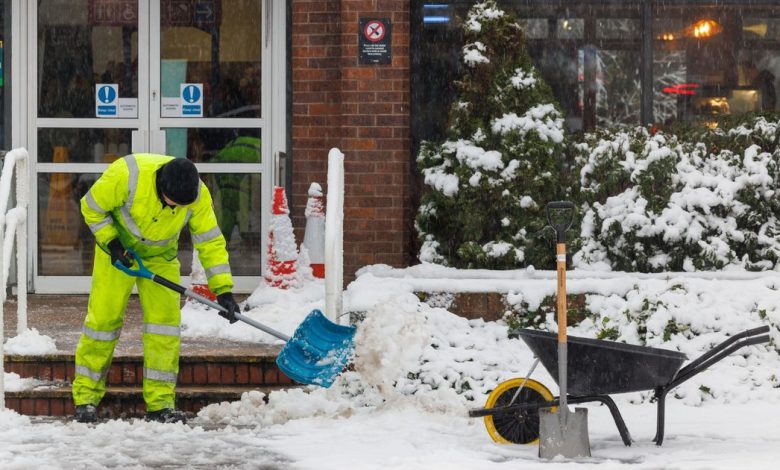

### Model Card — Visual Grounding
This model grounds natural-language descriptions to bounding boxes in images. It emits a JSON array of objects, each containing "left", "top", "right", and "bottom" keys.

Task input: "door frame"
[{"left": 14, "top": 0, "right": 285, "bottom": 293}]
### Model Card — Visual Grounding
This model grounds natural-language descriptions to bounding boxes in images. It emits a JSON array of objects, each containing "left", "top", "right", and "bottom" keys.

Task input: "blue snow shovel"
[{"left": 112, "top": 251, "right": 356, "bottom": 387}]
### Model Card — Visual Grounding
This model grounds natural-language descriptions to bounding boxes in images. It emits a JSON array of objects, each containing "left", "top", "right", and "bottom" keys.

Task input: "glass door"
[
  {"left": 150, "top": 0, "right": 269, "bottom": 292},
  {"left": 29, "top": 0, "right": 279, "bottom": 293},
  {"left": 31, "top": 0, "right": 148, "bottom": 293}
]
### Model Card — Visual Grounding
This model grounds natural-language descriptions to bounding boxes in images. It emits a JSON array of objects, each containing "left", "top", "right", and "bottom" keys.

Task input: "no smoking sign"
[
  {"left": 359, "top": 18, "right": 391, "bottom": 65},
  {"left": 364, "top": 20, "right": 386, "bottom": 42}
]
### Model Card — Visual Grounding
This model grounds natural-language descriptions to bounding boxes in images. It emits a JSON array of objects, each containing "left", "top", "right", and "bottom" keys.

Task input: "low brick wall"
[{"left": 418, "top": 291, "right": 589, "bottom": 325}]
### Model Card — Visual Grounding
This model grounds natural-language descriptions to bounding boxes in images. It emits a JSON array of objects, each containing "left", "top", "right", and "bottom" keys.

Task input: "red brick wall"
[{"left": 291, "top": 0, "right": 411, "bottom": 281}]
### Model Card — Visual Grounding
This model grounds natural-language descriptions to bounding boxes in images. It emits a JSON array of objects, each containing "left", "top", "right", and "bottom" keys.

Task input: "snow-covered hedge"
[
  {"left": 416, "top": 1, "right": 567, "bottom": 270},
  {"left": 574, "top": 116, "right": 780, "bottom": 272}
]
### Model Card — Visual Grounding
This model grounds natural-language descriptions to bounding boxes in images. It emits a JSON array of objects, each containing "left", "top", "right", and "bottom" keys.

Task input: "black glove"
[
  {"left": 216, "top": 292, "right": 240, "bottom": 324},
  {"left": 108, "top": 238, "right": 133, "bottom": 267}
]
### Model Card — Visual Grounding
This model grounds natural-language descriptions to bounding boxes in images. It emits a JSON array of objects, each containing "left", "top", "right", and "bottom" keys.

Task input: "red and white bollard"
[
  {"left": 264, "top": 186, "right": 300, "bottom": 289},
  {"left": 302, "top": 182, "right": 326, "bottom": 278},
  {"left": 189, "top": 249, "right": 216, "bottom": 301}
]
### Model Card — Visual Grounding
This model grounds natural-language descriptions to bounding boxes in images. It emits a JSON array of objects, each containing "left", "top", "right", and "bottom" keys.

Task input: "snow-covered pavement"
[
  {"left": 259, "top": 401, "right": 780, "bottom": 470},
  {"left": 1, "top": 400, "right": 778, "bottom": 469}
]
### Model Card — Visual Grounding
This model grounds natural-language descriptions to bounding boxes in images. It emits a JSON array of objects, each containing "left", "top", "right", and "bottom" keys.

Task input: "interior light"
[
  {"left": 690, "top": 19, "right": 722, "bottom": 38},
  {"left": 662, "top": 83, "right": 700, "bottom": 95},
  {"left": 423, "top": 4, "right": 451, "bottom": 24},
  {"left": 743, "top": 23, "right": 768, "bottom": 37}
]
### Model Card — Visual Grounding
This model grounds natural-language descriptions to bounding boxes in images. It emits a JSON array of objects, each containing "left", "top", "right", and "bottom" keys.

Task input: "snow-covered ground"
[{"left": 2, "top": 265, "right": 779, "bottom": 469}]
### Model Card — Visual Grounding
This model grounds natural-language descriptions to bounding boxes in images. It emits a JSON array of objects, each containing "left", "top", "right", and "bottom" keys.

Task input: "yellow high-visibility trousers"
[{"left": 72, "top": 247, "right": 181, "bottom": 412}]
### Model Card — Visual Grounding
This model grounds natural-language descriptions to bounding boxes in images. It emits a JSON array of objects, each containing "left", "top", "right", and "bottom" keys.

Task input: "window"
[
  {"left": 654, "top": 5, "right": 780, "bottom": 125},
  {"left": 412, "top": 1, "right": 780, "bottom": 148}
]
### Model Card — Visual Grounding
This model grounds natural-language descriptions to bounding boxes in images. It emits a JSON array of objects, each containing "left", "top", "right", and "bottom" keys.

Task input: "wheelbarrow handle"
[
  {"left": 744, "top": 325, "right": 770, "bottom": 337},
  {"left": 545, "top": 201, "right": 575, "bottom": 243},
  {"left": 112, "top": 250, "right": 290, "bottom": 342}
]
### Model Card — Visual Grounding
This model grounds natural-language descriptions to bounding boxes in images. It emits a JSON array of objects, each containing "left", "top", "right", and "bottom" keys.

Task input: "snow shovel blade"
[
  {"left": 276, "top": 309, "right": 356, "bottom": 388},
  {"left": 539, "top": 407, "right": 591, "bottom": 459}
]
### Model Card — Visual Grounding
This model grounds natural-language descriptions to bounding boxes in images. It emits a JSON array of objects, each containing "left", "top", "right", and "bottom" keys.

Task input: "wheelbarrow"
[{"left": 469, "top": 325, "right": 771, "bottom": 446}]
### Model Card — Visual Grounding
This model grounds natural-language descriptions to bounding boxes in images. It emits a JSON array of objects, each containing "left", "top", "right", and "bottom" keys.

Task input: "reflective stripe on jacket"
[{"left": 81, "top": 153, "right": 233, "bottom": 295}]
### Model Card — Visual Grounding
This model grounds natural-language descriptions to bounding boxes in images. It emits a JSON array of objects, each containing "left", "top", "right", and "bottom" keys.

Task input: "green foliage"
[
  {"left": 503, "top": 299, "right": 545, "bottom": 331},
  {"left": 663, "top": 319, "right": 688, "bottom": 342},
  {"left": 416, "top": 1, "right": 569, "bottom": 269}
]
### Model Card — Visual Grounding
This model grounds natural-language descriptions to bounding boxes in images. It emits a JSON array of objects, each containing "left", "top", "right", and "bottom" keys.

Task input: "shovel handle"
[
  {"left": 547, "top": 202, "right": 574, "bottom": 343},
  {"left": 111, "top": 249, "right": 291, "bottom": 342},
  {"left": 556, "top": 243, "right": 567, "bottom": 343}
]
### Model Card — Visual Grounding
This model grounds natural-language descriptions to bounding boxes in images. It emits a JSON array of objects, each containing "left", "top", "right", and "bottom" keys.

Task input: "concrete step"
[
  {"left": 4, "top": 353, "right": 294, "bottom": 387},
  {"left": 4, "top": 382, "right": 289, "bottom": 418}
]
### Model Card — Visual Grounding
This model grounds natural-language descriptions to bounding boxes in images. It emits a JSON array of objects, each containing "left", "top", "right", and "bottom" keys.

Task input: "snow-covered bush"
[
  {"left": 574, "top": 116, "right": 780, "bottom": 271},
  {"left": 416, "top": 0, "right": 568, "bottom": 270}
]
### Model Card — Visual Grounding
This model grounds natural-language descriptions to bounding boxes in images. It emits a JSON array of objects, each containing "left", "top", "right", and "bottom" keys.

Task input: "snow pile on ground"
[
  {"left": 180, "top": 265, "right": 780, "bottom": 468},
  {"left": 194, "top": 265, "right": 778, "bottom": 430},
  {"left": 180, "top": 280, "right": 325, "bottom": 343},
  {"left": 3, "top": 327, "right": 57, "bottom": 354},
  {"left": 1, "top": 372, "right": 48, "bottom": 392},
  {"left": 194, "top": 275, "right": 540, "bottom": 426},
  {"left": 351, "top": 299, "right": 430, "bottom": 392},
  {"left": 196, "top": 375, "right": 384, "bottom": 427}
]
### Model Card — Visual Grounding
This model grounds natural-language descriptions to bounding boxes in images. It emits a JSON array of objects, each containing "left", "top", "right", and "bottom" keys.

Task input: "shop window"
[
  {"left": 37, "top": 2, "right": 140, "bottom": 119},
  {"left": 654, "top": 5, "right": 780, "bottom": 125},
  {"left": 584, "top": 49, "right": 641, "bottom": 128},
  {"left": 597, "top": 19, "right": 640, "bottom": 40},
  {"left": 517, "top": 19, "right": 547, "bottom": 39},
  {"left": 557, "top": 18, "right": 584, "bottom": 40},
  {"left": 412, "top": 1, "right": 641, "bottom": 142},
  {"left": 412, "top": 1, "right": 780, "bottom": 150},
  {"left": 37, "top": 129, "right": 132, "bottom": 163}
]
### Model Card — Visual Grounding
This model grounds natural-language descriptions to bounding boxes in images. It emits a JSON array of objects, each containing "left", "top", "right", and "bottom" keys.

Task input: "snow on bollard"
[
  {"left": 264, "top": 186, "right": 300, "bottom": 289},
  {"left": 302, "top": 182, "right": 326, "bottom": 278},
  {"left": 189, "top": 249, "right": 216, "bottom": 301}
]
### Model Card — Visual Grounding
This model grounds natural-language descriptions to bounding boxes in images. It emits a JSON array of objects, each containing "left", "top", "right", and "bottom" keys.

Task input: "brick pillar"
[{"left": 292, "top": 0, "right": 411, "bottom": 282}]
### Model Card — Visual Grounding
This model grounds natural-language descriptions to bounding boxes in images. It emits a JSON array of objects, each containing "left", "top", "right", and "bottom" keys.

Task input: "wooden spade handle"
[{"left": 556, "top": 242, "right": 567, "bottom": 343}]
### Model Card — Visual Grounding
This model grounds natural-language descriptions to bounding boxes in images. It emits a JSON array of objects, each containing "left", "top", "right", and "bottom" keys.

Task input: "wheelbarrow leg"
[
  {"left": 569, "top": 395, "right": 632, "bottom": 447},
  {"left": 653, "top": 387, "right": 667, "bottom": 446}
]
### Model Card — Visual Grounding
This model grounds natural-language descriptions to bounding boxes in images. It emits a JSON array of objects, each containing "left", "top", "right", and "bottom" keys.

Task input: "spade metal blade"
[{"left": 539, "top": 407, "right": 591, "bottom": 459}]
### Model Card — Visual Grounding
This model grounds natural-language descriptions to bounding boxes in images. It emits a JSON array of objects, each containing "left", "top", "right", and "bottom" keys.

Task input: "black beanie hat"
[{"left": 159, "top": 158, "right": 200, "bottom": 205}]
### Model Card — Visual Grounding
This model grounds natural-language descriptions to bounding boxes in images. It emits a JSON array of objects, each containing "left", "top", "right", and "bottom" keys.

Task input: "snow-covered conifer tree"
[{"left": 416, "top": 0, "right": 567, "bottom": 269}]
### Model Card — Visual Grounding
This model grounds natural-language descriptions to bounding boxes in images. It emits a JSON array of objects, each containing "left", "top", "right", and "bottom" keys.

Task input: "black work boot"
[
  {"left": 75, "top": 404, "right": 98, "bottom": 423},
  {"left": 145, "top": 408, "right": 187, "bottom": 424}
]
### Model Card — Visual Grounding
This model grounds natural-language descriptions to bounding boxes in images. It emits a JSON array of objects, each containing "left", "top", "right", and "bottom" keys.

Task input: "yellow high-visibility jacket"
[{"left": 81, "top": 153, "right": 233, "bottom": 295}]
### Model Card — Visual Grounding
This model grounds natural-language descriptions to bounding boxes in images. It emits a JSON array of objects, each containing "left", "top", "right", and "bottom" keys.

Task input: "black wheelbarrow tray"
[{"left": 469, "top": 325, "right": 771, "bottom": 446}]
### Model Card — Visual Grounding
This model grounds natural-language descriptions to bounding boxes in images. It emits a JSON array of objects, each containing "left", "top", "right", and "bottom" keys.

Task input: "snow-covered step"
[
  {"left": 4, "top": 383, "right": 291, "bottom": 418},
  {"left": 4, "top": 352, "right": 295, "bottom": 387}
]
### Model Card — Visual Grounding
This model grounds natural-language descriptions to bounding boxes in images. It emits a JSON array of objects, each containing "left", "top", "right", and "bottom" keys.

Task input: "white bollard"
[{"left": 324, "top": 148, "right": 344, "bottom": 322}]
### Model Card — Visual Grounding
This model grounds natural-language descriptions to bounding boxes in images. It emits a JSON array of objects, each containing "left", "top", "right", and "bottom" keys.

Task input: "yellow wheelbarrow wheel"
[{"left": 483, "top": 377, "right": 555, "bottom": 444}]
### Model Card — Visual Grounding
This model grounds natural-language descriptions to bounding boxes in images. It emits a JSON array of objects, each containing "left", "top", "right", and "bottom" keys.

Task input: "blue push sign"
[
  {"left": 181, "top": 83, "right": 203, "bottom": 117},
  {"left": 95, "top": 84, "right": 118, "bottom": 117}
]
